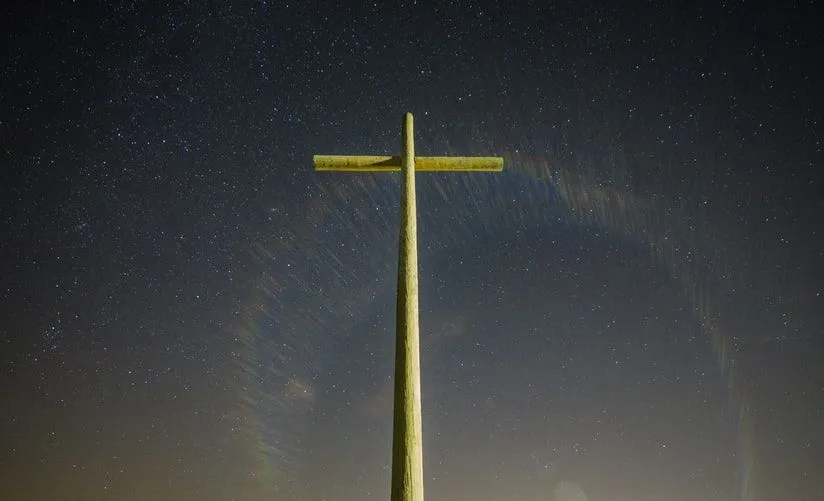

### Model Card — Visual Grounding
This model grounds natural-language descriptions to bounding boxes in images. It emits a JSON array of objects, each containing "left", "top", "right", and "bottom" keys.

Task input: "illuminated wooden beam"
[
  {"left": 313, "top": 113, "right": 503, "bottom": 501},
  {"left": 314, "top": 155, "right": 503, "bottom": 172}
]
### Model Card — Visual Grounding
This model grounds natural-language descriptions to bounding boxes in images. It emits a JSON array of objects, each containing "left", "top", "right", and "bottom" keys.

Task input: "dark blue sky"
[{"left": 1, "top": 1, "right": 822, "bottom": 500}]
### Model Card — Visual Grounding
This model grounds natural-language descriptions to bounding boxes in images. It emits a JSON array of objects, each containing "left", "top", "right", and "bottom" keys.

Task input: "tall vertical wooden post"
[{"left": 391, "top": 112, "right": 424, "bottom": 501}]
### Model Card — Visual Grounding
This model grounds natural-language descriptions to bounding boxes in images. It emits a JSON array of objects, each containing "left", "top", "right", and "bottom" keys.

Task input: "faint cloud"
[
  {"left": 422, "top": 312, "right": 469, "bottom": 351},
  {"left": 284, "top": 378, "right": 316, "bottom": 410},
  {"left": 554, "top": 481, "right": 588, "bottom": 501},
  {"left": 359, "top": 376, "right": 394, "bottom": 418}
]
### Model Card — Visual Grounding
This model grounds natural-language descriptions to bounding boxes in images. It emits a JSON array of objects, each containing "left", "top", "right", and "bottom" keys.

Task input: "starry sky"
[{"left": 1, "top": 1, "right": 822, "bottom": 500}]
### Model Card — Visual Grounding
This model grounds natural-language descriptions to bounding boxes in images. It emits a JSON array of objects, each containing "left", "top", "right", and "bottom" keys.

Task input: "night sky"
[{"left": 1, "top": 1, "right": 822, "bottom": 500}]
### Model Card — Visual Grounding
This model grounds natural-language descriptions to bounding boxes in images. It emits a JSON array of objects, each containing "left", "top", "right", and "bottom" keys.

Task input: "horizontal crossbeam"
[{"left": 314, "top": 155, "right": 503, "bottom": 172}]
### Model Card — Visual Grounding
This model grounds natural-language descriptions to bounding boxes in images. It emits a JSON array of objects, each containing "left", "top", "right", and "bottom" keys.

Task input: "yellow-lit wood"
[
  {"left": 312, "top": 113, "right": 502, "bottom": 501},
  {"left": 314, "top": 155, "right": 503, "bottom": 172},
  {"left": 391, "top": 112, "right": 424, "bottom": 501}
]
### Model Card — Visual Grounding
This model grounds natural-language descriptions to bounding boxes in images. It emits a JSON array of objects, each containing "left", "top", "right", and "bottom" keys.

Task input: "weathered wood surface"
[
  {"left": 390, "top": 112, "right": 424, "bottom": 501},
  {"left": 314, "top": 154, "right": 503, "bottom": 171},
  {"left": 313, "top": 113, "right": 502, "bottom": 501}
]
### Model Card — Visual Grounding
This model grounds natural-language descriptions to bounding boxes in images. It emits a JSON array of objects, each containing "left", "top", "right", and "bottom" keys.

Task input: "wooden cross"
[{"left": 313, "top": 112, "right": 503, "bottom": 501}]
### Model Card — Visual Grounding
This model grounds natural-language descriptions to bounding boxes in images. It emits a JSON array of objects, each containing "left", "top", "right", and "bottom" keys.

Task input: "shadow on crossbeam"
[{"left": 313, "top": 155, "right": 503, "bottom": 172}]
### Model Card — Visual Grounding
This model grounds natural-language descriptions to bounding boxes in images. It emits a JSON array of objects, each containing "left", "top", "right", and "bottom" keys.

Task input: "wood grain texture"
[
  {"left": 314, "top": 155, "right": 503, "bottom": 171},
  {"left": 391, "top": 112, "right": 424, "bottom": 501},
  {"left": 313, "top": 113, "right": 502, "bottom": 501}
]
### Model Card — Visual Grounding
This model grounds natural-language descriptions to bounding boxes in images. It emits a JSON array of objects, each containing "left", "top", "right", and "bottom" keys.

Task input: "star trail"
[{"left": 1, "top": 1, "right": 822, "bottom": 501}]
